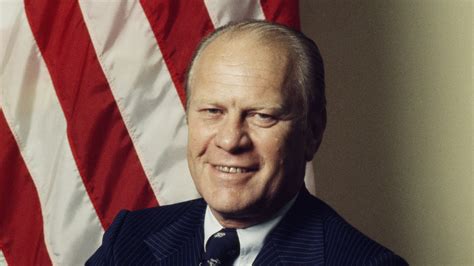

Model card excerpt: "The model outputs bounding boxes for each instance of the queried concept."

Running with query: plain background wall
[300,1,473,265]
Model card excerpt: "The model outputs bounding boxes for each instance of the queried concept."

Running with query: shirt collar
[204,194,298,265]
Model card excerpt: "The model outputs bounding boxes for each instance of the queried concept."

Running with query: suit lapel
[144,199,206,265]
[142,189,326,265]
[254,189,326,265]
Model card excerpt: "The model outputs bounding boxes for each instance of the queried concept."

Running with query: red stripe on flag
[260,0,300,30]
[24,0,158,228]
[140,0,215,106]
[0,111,52,266]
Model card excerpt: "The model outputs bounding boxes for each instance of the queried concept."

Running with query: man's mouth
[214,165,255,174]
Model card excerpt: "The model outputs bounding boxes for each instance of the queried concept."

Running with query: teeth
[216,165,249,173]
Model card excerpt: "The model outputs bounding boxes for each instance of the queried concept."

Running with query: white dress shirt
[203,196,297,265]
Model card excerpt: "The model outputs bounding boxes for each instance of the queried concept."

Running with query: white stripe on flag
[0,249,6,266]
[78,0,199,205]
[204,0,265,27]
[0,2,103,264]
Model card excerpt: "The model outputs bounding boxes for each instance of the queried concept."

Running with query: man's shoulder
[296,192,408,265]
[86,198,207,265]
[102,198,206,246]
[124,198,206,219]
[118,197,206,231]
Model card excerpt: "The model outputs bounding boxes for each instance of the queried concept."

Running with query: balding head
[186,21,326,151]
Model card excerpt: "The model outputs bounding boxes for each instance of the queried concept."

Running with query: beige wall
[301,1,473,265]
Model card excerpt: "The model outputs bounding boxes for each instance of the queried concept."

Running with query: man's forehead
[190,68,288,107]
[193,42,289,90]
[187,29,299,114]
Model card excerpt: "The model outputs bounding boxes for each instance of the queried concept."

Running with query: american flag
[0,1,302,265]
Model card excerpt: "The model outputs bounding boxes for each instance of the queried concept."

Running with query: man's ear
[305,108,326,162]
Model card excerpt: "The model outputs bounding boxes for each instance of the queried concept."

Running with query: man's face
[187,35,308,226]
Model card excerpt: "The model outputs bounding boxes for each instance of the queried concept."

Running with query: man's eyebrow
[189,100,294,114]
[249,105,297,118]
[249,106,284,112]
[189,100,223,106]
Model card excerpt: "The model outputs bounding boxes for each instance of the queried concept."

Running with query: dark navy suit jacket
[87,189,407,265]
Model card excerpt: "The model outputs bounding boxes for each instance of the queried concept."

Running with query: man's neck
[209,193,299,229]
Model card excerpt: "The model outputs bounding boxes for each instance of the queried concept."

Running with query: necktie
[202,228,240,266]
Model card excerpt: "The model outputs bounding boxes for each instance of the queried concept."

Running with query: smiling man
[87,21,407,265]
[186,24,312,231]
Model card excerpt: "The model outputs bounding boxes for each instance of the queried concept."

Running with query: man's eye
[206,108,221,114]
[200,108,223,117]
[255,113,274,120]
[249,113,278,127]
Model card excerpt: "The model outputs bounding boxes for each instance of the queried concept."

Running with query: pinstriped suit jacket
[87,189,408,265]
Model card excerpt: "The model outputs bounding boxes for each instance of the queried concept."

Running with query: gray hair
[186,20,326,134]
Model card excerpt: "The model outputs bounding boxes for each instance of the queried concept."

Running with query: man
[87,20,407,265]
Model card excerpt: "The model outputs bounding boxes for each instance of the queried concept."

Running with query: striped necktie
[201,228,240,266]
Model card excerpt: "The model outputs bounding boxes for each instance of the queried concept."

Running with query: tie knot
[202,228,240,265]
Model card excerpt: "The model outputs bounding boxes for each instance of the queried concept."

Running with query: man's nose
[214,114,252,153]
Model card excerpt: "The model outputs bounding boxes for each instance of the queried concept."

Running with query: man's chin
[208,200,248,216]
[207,197,268,226]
